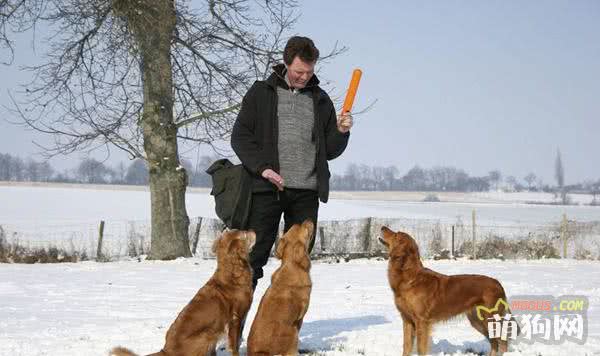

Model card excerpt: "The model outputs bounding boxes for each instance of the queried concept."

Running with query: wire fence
[1,214,599,261]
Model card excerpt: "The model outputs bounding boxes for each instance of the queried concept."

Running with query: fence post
[319,226,326,253]
[191,217,203,255]
[561,213,568,258]
[472,210,477,259]
[97,220,105,261]
[451,225,455,258]
[139,233,145,256]
[363,217,372,255]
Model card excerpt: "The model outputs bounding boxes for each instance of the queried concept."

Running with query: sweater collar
[267,63,320,90]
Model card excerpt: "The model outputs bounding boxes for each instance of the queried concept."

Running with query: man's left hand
[337,112,353,133]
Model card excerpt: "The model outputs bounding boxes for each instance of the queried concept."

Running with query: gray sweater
[277,83,317,190]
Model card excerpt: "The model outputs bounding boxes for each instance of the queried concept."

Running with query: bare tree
[505,176,519,192]
[0,154,13,180]
[524,172,537,191]
[12,157,25,182]
[77,158,111,184]
[37,160,54,182]
[591,179,600,206]
[383,166,398,190]
[1,0,345,259]
[555,148,567,204]
[371,166,385,191]
[24,158,39,181]
[359,164,372,190]
[125,158,148,185]
[488,170,502,191]
[0,153,25,181]
[403,166,426,191]
[344,163,360,191]
[12,156,25,181]
[114,161,127,184]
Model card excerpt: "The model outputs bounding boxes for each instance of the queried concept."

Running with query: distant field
[1,182,598,226]
[330,189,596,205]
[1,181,596,205]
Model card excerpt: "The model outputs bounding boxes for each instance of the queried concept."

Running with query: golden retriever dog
[109,229,256,356]
[247,220,314,356]
[379,226,516,356]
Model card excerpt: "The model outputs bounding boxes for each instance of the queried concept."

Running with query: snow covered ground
[1,257,598,356]
[1,183,599,355]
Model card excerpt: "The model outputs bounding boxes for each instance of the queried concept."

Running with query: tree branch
[176,102,241,128]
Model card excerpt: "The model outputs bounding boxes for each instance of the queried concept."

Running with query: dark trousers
[246,188,319,288]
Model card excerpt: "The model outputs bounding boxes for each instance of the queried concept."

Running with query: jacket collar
[266,63,320,90]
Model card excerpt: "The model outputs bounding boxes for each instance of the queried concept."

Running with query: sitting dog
[247,220,314,356]
[109,229,256,356]
[379,226,517,356]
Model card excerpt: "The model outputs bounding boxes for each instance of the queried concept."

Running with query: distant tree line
[0,153,214,187]
[1,152,599,195]
[330,163,600,194]
[330,164,491,192]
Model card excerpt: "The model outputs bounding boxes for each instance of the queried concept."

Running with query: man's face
[286,56,315,89]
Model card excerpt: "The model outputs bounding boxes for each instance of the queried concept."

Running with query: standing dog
[110,229,256,356]
[247,220,314,356]
[379,226,517,356]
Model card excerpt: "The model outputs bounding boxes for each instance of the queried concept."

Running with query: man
[231,36,353,288]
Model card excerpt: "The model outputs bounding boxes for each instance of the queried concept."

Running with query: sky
[1,0,599,184]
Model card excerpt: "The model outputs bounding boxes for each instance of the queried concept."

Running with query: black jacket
[231,64,350,203]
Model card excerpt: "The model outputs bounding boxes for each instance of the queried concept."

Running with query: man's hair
[283,36,320,65]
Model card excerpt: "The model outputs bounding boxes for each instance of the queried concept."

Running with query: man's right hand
[261,169,284,191]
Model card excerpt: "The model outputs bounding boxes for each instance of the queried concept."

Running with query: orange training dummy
[341,68,362,114]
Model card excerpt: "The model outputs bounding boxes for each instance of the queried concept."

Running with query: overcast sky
[1,0,598,184]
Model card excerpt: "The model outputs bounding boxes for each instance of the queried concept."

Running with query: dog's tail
[109,347,168,356]
[108,347,139,356]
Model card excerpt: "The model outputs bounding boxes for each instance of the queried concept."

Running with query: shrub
[0,226,88,264]
[428,223,443,256]
[458,235,560,260]
[423,194,441,202]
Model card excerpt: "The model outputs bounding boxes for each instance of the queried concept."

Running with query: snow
[473,191,595,206]
[321,199,599,225]
[1,183,598,226]
[1,183,599,355]
[1,258,599,355]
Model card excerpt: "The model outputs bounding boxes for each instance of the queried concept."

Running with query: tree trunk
[115,0,191,259]
[147,167,191,259]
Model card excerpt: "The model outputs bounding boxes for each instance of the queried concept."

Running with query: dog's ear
[211,237,220,254]
[392,241,421,269]
[230,231,253,259]
[293,241,310,270]
[391,249,408,269]
[302,220,314,240]
[245,230,256,251]
[275,237,286,259]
